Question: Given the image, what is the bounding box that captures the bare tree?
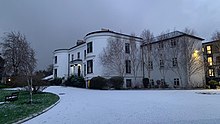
[129,33,141,86]
[1,31,37,104]
[99,37,127,77]
[211,31,220,41]
[140,29,154,80]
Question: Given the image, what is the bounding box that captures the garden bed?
[0,90,59,124]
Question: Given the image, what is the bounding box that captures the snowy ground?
[24,86,220,124]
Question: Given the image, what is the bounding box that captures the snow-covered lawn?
[24,86,220,124]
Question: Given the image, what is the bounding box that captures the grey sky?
[0,0,220,70]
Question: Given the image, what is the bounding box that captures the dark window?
[159,42,164,49]
[160,60,164,68]
[148,61,153,70]
[174,78,179,86]
[150,79,154,86]
[172,58,177,67]
[87,42,93,53]
[71,54,74,61]
[54,56,57,64]
[125,43,130,54]
[77,52,80,59]
[54,69,57,78]
[171,39,176,47]
[84,50,86,59]
[87,60,93,74]
[125,60,131,73]
[126,79,132,88]
[216,56,220,64]
[84,64,86,76]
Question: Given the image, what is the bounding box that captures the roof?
[85,29,143,40]
[142,31,204,46]
[202,40,220,45]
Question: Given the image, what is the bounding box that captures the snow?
[24,86,220,124]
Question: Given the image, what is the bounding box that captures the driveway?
[24,86,220,124]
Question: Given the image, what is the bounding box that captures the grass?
[0,90,59,124]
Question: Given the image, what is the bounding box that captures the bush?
[50,78,62,86]
[143,78,149,88]
[209,80,219,89]
[109,76,124,89]
[90,76,107,89]
[64,75,85,88]
[0,83,9,89]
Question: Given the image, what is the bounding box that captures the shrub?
[64,75,86,88]
[109,76,124,89]
[50,78,62,86]
[90,76,107,89]
[209,80,219,89]
[143,78,149,88]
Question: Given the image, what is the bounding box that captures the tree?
[129,33,141,86]
[1,31,37,104]
[99,37,127,77]
[211,31,220,41]
[140,29,154,81]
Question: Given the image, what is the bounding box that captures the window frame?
[87,60,93,74]
[87,42,93,53]
[125,60,131,73]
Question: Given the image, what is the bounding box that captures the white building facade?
[53,29,143,88]
[142,31,205,88]
[53,30,205,88]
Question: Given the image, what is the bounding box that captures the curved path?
[24,86,220,124]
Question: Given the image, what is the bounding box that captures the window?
[125,43,130,53]
[161,79,165,85]
[54,69,57,78]
[148,61,153,70]
[87,42,93,53]
[54,56,57,64]
[150,79,154,86]
[148,44,152,51]
[207,45,212,54]
[87,60,93,74]
[170,39,176,47]
[125,60,131,73]
[71,54,74,61]
[208,69,214,76]
[174,78,179,86]
[208,57,213,66]
[77,52,80,59]
[159,60,164,68]
[126,79,132,88]
[216,56,220,64]
[84,50,86,59]
[159,42,164,49]
[84,64,86,76]
[172,58,177,67]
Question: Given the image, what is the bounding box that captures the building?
[53,29,143,88]
[53,29,205,88]
[202,40,220,83]
[142,31,205,88]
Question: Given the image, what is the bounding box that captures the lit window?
[202,47,204,52]
[207,46,212,54]
[208,69,214,76]
[208,57,213,66]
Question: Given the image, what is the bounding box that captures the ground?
[24,86,220,124]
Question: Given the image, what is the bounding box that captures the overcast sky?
[0,0,220,70]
